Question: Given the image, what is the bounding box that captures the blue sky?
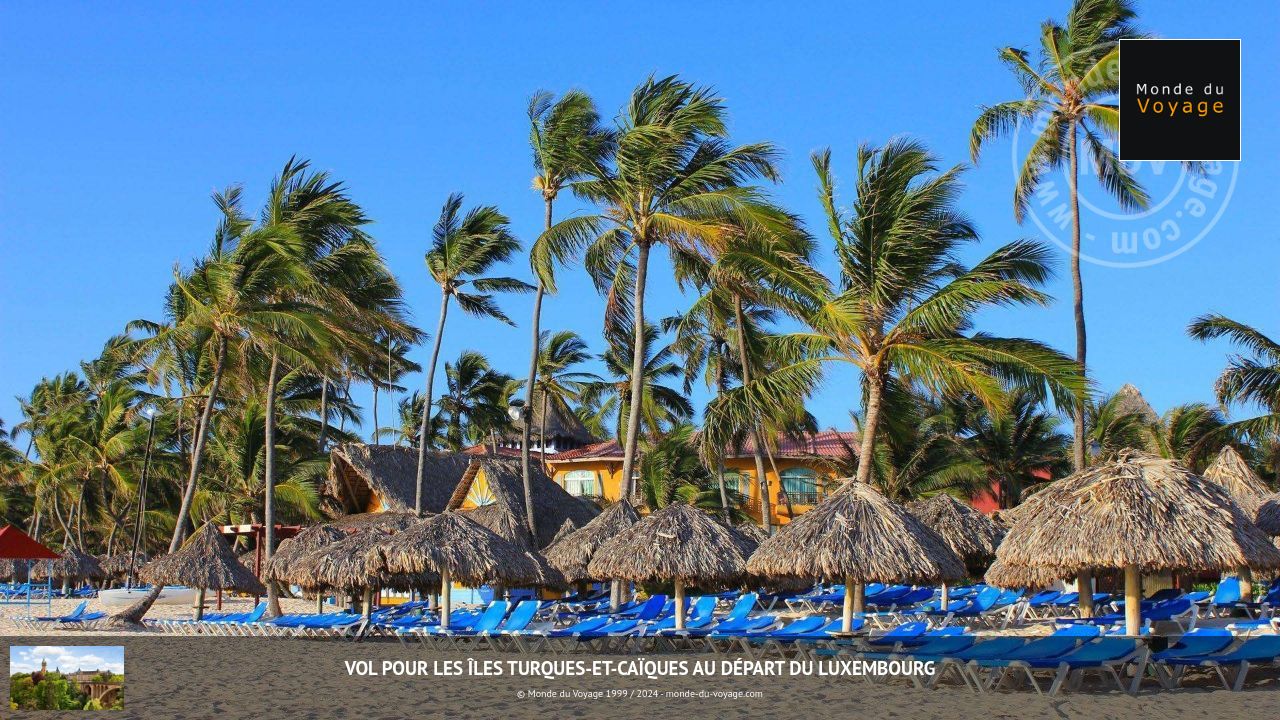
[10,645,124,676]
[2,1,1277,438]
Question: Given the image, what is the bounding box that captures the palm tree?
[357,333,419,446]
[578,322,693,452]
[520,90,613,537]
[952,389,1071,507]
[635,424,748,520]
[855,391,989,504]
[529,330,599,454]
[435,351,512,451]
[708,140,1086,501]
[535,75,786,500]
[1084,390,1152,460]
[1144,402,1228,472]
[1188,314,1280,441]
[414,194,532,514]
[971,0,1146,471]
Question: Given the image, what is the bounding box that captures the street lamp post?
[126,406,158,590]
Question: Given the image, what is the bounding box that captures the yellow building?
[545,431,857,526]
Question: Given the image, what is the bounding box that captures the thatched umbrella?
[288,528,438,619]
[101,552,149,582]
[367,511,539,627]
[990,451,1280,635]
[32,548,106,584]
[748,481,965,632]
[0,558,29,582]
[908,493,1005,606]
[543,500,640,584]
[263,523,348,612]
[1257,494,1280,537]
[1203,445,1273,599]
[329,512,419,532]
[549,518,580,545]
[140,523,266,620]
[588,503,751,630]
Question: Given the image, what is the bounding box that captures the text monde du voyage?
[1132,82,1228,118]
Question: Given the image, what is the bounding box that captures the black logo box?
[1119,39,1240,162]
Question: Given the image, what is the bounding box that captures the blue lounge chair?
[1202,577,1242,616]
[1137,628,1234,690]
[928,587,1003,627]
[418,601,510,647]
[458,600,541,650]
[964,626,1101,690]
[1058,597,1197,633]
[925,637,1030,690]
[1159,635,1280,691]
[508,616,610,654]
[994,638,1144,695]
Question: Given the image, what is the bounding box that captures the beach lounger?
[1200,577,1242,616]
[506,616,610,654]
[418,601,510,648]
[1158,634,1280,691]
[961,626,1101,691]
[1058,597,1197,633]
[456,600,541,651]
[925,636,1029,690]
[1134,628,1234,690]
[988,637,1144,695]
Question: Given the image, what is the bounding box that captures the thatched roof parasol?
[262,524,347,584]
[366,511,542,627]
[288,528,438,594]
[985,557,1072,589]
[468,503,537,550]
[368,511,540,586]
[139,523,266,595]
[1203,445,1270,517]
[550,518,580,544]
[31,548,106,581]
[587,503,750,586]
[990,451,1280,635]
[588,503,752,630]
[101,552,149,580]
[747,481,965,585]
[1255,494,1280,536]
[0,558,29,582]
[907,494,1004,563]
[994,451,1280,576]
[748,481,963,628]
[543,500,640,583]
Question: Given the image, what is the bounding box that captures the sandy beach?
[3,598,1275,720]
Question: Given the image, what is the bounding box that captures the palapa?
[908,493,1004,607]
[31,548,106,582]
[991,451,1280,635]
[262,524,347,584]
[543,500,640,584]
[366,511,539,627]
[747,480,964,631]
[1257,494,1280,536]
[588,503,751,630]
[140,523,265,619]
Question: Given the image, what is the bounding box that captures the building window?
[780,468,820,505]
[720,471,749,495]
[564,470,598,498]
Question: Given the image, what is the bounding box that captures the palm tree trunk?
[317,376,329,450]
[733,297,773,531]
[171,338,228,551]
[764,444,794,525]
[263,351,283,618]
[110,339,228,627]
[855,372,884,486]
[371,384,379,446]
[519,197,553,541]
[1068,123,1087,473]
[618,242,651,502]
[415,291,450,515]
[716,463,730,523]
